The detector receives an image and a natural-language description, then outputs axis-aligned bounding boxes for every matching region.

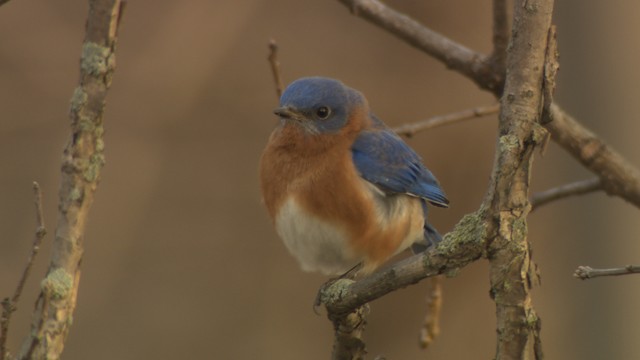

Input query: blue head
[274,77,366,134]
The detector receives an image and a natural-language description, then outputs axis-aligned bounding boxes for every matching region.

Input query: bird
[259,77,448,276]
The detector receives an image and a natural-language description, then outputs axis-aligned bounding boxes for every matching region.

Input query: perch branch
[574,265,640,280]
[17,1,124,359]
[393,104,499,137]
[268,39,284,99]
[531,178,602,211]
[1,183,47,360]
[321,212,485,317]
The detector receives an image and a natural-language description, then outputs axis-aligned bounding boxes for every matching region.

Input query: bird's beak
[273,106,297,119]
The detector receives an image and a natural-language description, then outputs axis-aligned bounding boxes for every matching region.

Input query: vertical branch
[330,306,368,360]
[17,1,124,359]
[490,0,510,76]
[419,276,443,349]
[484,0,554,359]
[323,279,368,360]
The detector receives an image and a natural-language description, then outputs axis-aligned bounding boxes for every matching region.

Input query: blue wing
[351,121,449,207]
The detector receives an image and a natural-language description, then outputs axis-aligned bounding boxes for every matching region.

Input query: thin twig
[419,275,443,349]
[531,178,602,211]
[393,104,499,137]
[13,183,46,304]
[268,39,284,99]
[0,182,47,360]
[574,265,640,280]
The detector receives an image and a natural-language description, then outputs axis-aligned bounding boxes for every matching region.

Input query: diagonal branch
[337,0,500,92]
[322,212,485,317]
[393,104,499,137]
[531,178,602,211]
[337,0,640,211]
[1,182,47,360]
[546,105,640,208]
[17,1,124,359]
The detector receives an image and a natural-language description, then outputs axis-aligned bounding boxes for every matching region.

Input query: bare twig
[13,183,46,305]
[268,39,284,99]
[0,183,47,360]
[574,265,640,280]
[393,104,499,137]
[531,178,602,211]
[17,1,124,359]
[419,276,443,349]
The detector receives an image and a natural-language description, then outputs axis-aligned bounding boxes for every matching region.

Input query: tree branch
[337,0,640,210]
[546,105,640,208]
[1,183,47,360]
[337,0,500,92]
[482,1,554,357]
[17,1,124,359]
[531,178,602,211]
[574,265,640,280]
[393,104,499,137]
[321,212,486,317]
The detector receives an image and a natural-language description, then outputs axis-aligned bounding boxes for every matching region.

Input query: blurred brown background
[0,1,639,359]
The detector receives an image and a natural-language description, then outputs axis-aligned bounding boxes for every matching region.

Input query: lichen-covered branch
[17,1,124,359]
[321,212,486,315]
[483,1,554,358]
[320,211,486,359]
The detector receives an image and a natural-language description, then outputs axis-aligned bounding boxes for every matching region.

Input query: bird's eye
[316,106,331,119]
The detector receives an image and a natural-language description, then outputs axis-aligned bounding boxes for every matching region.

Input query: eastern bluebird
[260,77,448,276]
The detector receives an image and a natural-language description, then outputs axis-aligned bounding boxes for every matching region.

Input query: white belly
[275,197,359,275]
